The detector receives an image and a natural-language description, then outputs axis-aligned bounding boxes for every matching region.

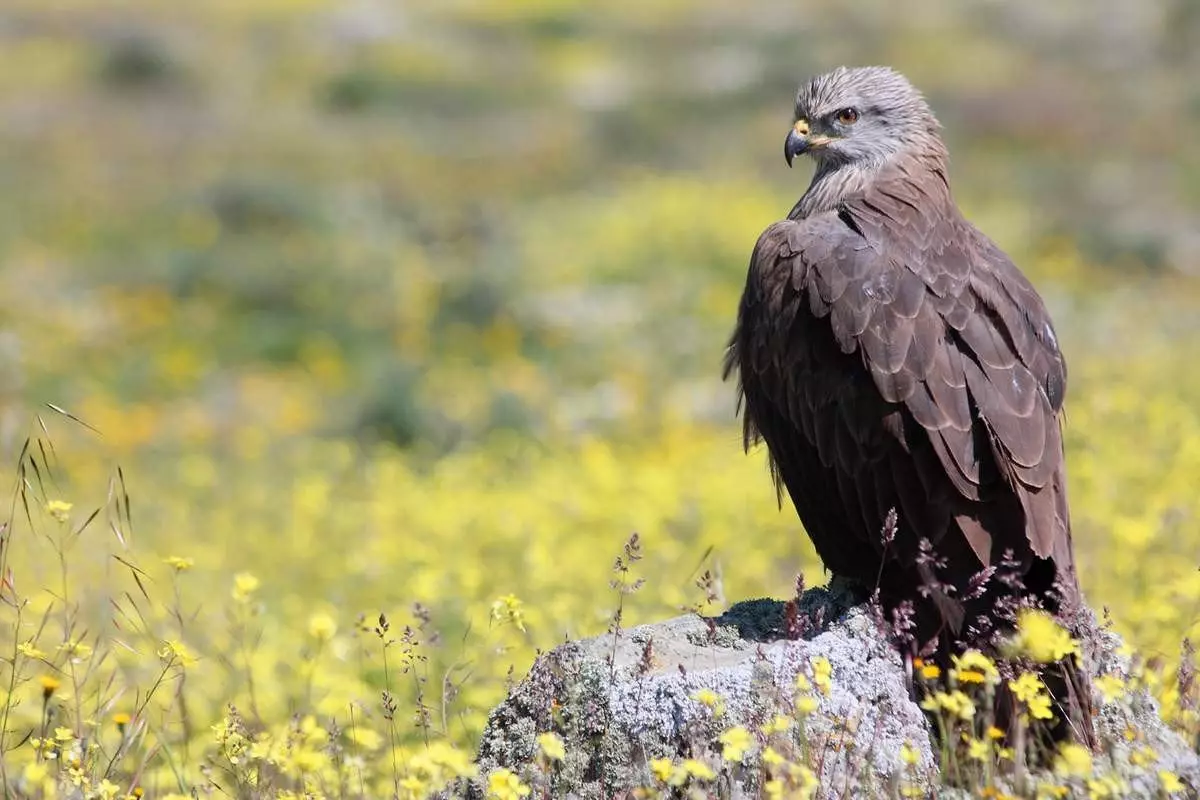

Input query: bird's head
[785,66,942,169]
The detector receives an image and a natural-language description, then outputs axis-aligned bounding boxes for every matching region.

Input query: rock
[466,579,1200,798]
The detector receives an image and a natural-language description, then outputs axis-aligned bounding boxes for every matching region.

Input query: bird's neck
[790,146,951,220]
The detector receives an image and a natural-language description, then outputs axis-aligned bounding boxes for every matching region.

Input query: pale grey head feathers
[786,66,942,169]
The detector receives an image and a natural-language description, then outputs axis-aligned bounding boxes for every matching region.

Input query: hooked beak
[784,119,831,167]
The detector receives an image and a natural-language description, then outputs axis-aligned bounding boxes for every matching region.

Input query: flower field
[1,0,1199,797]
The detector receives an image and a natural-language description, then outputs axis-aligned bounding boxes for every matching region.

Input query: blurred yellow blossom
[649,757,674,783]
[536,731,565,762]
[1052,742,1092,778]
[691,688,725,716]
[920,690,976,722]
[487,767,530,800]
[232,572,260,602]
[39,675,61,697]
[158,639,197,666]
[307,612,337,641]
[163,555,194,572]
[1009,672,1054,720]
[920,663,941,680]
[1159,770,1185,793]
[1009,609,1079,664]
[45,499,72,522]
[718,725,753,762]
[761,714,791,735]
[951,650,999,686]
[1094,673,1126,704]
[812,656,833,695]
[899,742,921,766]
[17,640,46,660]
[490,594,527,632]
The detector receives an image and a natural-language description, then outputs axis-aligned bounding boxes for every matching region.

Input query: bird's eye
[836,107,859,125]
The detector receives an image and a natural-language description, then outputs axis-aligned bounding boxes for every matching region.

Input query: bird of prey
[724,66,1092,742]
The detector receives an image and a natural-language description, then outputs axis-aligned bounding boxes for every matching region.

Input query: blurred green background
[2,0,1200,783]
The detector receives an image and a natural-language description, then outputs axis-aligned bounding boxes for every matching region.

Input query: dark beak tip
[784,129,807,168]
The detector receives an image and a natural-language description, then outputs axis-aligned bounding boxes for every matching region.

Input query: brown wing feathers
[725,162,1076,633]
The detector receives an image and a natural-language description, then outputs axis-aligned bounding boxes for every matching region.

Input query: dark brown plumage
[724,67,1092,743]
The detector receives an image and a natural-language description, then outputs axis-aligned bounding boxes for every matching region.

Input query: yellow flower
[59,640,93,660]
[691,688,725,716]
[761,746,784,766]
[965,736,990,761]
[486,768,530,800]
[795,694,819,715]
[97,779,121,799]
[920,663,941,680]
[899,742,921,766]
[1009,609,1079,664]
[761,714,791,735]
[399,775,427,800]
[1052,742,1093,778]
[39,675,61,698]
[649,757,674,783]
[920,690,976,721]
[811,656,833,695]
[794,673,811,693]
[1159,770,1185,793]
[22,761,48,785]
[986,726,1006,740]
[232,572,260,602]
[307,612,337,641]
[55,726,75,742]
[45,500,72,522]
[1036,784,1069,799]
[951,650,999,685]
[17,641,46,660]
[1085,776,1126,799]
[679,759,715,781]
[489,594,527,632]
[1009,672,1054,720]
[1094,673,1125,704]
[163,555,194,572]
[536,731,565,762]
[764,778,784,800]
[113,712,132,728]
[718,725,754,762]
[158,639,197,666]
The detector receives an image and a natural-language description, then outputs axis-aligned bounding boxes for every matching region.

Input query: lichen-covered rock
[464,580,1199,799]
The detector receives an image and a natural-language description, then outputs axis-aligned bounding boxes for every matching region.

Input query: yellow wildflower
[649,757,673,783]
[920,690,976,721]
[45,500,72,522]
[795,694,818,715]
[163,555,194,572]
[1131,746,1157,767]
[113,712,132,728]
[39,675,61,698]
[1009,609,1079,664]
[55,726,75,742]
[489,594,527,632]
[679,759,715,781]
[812,656,833,695]
[920,663,941,680]
[761,714,791,735]
[1085,776,1126,798]
[1009,672,1054,720]
[1094,673,1125,704]
[536,731,565,762]
[158,639,198,666]
[952,650,1000,686]
[691,688,725,716]
[232,572,260,602]
[764,778,784,800]
[307,612,337,641]
[987,725,1005,740]
[899,742,921,766]
[1036,785,1069,799]
[486,768,530,800]
[965,736,990,761]
[399,775,427,800]
[97,779,122,800]
[794,673,811,693]
[17,641,46,660]
[1159,771,1185,793]
[718,725,754,762]
[59,640,93,660]
[761,746,784,766]
[1052,742,1092,778]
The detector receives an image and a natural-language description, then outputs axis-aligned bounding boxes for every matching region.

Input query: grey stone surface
[465,580,1199,799]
